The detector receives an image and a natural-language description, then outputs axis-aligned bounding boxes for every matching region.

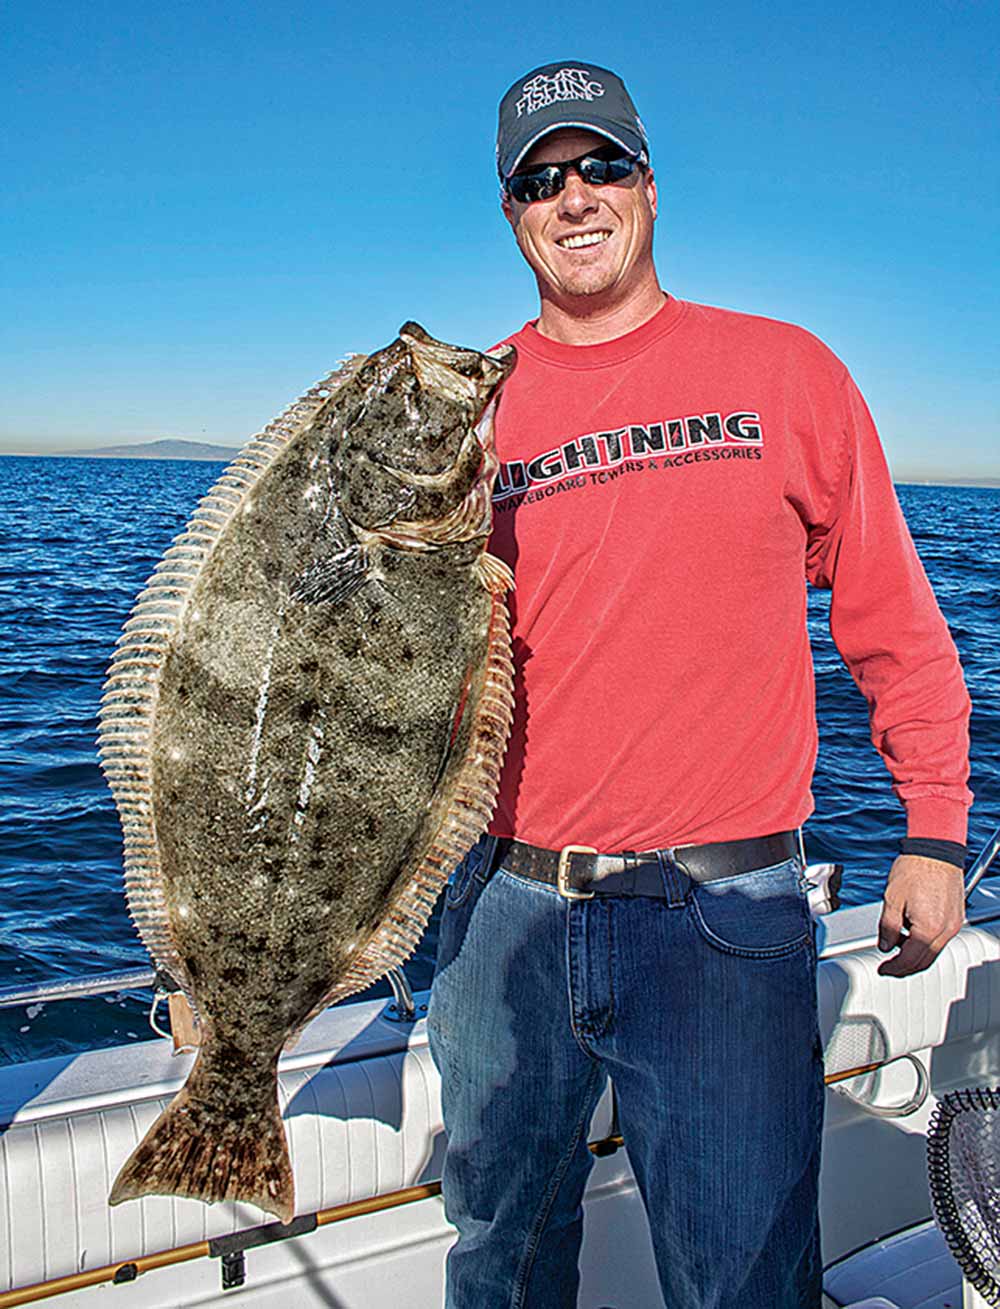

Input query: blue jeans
[427,837,824,1309]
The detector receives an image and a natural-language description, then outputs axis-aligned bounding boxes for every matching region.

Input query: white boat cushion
[0,1022,448,1290]
[819,923,1000,1077]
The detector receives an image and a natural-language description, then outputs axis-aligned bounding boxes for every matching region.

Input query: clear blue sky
[2,0,997,480]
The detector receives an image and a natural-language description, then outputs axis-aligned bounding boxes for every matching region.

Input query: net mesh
[825,1016,889,1100]
[927,1087,1000,1306]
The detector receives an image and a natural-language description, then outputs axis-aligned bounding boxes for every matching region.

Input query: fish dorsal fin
[97,355,368,1003]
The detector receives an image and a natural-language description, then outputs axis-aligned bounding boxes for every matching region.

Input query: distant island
[52,439,241,461]
[899,476,1000,489]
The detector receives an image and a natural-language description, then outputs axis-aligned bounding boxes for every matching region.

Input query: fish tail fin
[108,1045,294,1222]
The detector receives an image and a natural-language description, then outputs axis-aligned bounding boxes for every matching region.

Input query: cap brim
[501,118,646,180]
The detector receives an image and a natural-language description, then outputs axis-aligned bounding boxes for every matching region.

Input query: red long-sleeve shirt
[486,297,972,850]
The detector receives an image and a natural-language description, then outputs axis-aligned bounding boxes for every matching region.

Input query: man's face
[502,128,658,304]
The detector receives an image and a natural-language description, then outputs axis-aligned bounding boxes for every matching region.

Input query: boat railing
[0,967,157,1011]
[963,823,1000,898]
[0,964,421,1021]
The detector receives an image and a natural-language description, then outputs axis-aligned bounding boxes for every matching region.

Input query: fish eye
[450,352,484,378]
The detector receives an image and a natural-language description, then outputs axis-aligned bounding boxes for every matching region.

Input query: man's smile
[555,230,612,250]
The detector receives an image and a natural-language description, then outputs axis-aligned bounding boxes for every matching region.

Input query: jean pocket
[689,858,812,959]
[445,833,495,909]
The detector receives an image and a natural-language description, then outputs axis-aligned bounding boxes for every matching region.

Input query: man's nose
[557,168,599,218]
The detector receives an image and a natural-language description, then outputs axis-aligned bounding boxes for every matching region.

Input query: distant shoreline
[896,479,1000,489]
[0,446,997,488]
[0,439,239,463]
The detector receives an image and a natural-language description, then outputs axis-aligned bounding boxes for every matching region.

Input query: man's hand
[877,854,965,977]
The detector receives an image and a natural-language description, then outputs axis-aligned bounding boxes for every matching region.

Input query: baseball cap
[496,61,649,182]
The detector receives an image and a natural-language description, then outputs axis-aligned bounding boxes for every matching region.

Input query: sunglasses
[505,145,642,204]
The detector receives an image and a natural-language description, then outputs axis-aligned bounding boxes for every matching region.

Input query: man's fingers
[877,932,937,977]
[878,915,965,977]
[877,855,966,978]
[878,900,905,953]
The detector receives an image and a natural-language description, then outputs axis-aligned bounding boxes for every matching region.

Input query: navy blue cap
[497,61,649,181]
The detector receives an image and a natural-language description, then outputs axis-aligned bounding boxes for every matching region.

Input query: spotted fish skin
[100,324,516,1221]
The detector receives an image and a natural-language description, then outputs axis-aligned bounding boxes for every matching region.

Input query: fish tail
[108,1044,294,1222]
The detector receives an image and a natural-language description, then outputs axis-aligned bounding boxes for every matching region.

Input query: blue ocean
[0,456,997,1065]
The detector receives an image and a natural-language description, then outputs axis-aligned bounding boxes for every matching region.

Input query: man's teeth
[557,231,611,249]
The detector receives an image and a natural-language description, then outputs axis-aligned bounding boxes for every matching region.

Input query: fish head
[334,323,516,542]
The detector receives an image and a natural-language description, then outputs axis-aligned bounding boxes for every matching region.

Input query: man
[427,61,971,1309]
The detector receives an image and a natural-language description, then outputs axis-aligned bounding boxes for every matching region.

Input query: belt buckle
[557,845,598,900]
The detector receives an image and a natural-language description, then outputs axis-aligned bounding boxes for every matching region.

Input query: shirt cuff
[898,837,966,870]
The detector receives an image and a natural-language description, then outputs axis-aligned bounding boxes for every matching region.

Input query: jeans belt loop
[658,848,690,908]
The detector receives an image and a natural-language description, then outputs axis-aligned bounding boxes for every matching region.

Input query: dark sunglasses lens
[508,165,561,203]
[578,154,635,185]
[507,150,636,202]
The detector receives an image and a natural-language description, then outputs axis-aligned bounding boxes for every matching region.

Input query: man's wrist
[898,837,966,871]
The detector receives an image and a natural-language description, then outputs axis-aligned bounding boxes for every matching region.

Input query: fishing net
[927,1087,1000,1306]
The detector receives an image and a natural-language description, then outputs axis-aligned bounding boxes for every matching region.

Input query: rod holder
[208,1215,317,1291]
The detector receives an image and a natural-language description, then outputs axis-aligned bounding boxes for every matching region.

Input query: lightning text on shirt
[494,411,763,501]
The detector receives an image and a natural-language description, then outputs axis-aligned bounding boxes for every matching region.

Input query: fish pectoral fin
[475,552,514,595]
[292,544,371,605]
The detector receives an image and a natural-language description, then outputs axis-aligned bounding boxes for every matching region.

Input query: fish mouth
[399,324,515,400]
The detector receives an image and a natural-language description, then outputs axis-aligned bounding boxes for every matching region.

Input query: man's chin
[551,272,621,301]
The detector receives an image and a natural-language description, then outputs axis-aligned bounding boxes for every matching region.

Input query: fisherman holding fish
[427,62,972,1309]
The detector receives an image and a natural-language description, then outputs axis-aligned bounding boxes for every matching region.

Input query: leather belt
[492,831,800,900]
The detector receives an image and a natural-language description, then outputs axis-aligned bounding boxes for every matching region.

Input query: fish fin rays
[291,544,371,606]
[109,1050,293,1223]
[98,353,370,989]
[476,552,514,595]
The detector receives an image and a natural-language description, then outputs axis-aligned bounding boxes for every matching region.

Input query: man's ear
[645,167,658,221]
[501,191,517,230]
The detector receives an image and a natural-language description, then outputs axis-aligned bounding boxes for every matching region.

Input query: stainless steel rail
[0,964,414,1019]
[0,968,156,1010]
[965,824,1000,900]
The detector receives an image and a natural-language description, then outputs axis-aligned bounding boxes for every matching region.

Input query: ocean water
[0,456,997,1064]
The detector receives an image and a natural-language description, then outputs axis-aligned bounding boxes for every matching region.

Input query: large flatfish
[98,323,516,1221]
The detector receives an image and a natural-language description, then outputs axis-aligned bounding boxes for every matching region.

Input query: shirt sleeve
[804,371,972,844]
